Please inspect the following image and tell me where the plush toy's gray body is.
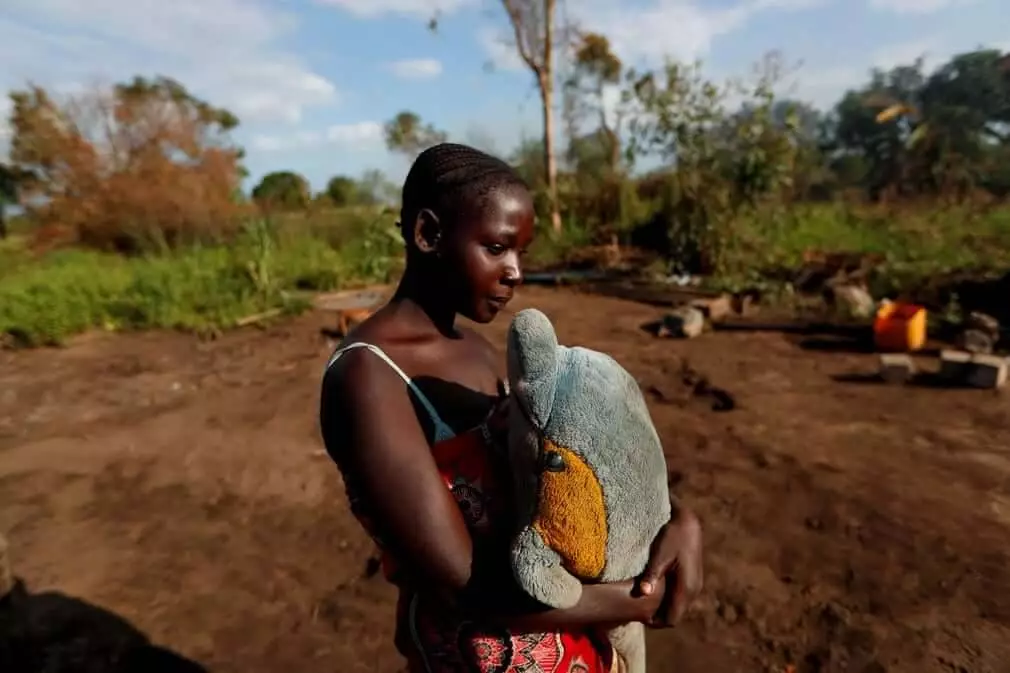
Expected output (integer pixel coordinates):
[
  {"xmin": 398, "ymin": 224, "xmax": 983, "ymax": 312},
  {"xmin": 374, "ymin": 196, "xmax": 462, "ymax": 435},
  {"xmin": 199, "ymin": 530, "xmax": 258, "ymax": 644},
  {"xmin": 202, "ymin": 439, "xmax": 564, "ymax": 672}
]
[{"xmin": 505, "ymin": 308, "xmax": 671, "ymax": 673}]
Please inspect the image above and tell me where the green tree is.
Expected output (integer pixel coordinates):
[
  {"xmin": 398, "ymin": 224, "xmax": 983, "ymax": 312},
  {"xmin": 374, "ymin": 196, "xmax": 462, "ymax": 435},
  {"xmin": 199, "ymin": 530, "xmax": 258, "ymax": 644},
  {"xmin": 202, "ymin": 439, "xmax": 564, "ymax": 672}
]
[
  {"xmin": 383, "ymin": 111, "xmax": 447, "ymax": 160},
  {"xmin": 916, "ymin": 48, "xmax": 1010, "ymax": 196},
  {"xmin": 357, "ymin": 169, "xmax": 398, "ymax": 205},
  {"xmin": 623, "ymin": 53, "xmax": 802, "ymax": 271},
  {"xmin": 0, "ymin": 163, "xmax": 26, "ymax": 240},
  {"xmin": 512, "ymin": 137, "xmax": 551, "ymax": 190},
  {"xmin": 566, "ymin": 31, "xmax": 624, "ymax": 173},
  {"xmin": 325, "ymin": 175, "xmax": 360, "ymax": 206},
  {"xmin": 252, "ymin": 171, "xmax": 311, "ymax": 210},
  {"xmin": 828, "ymin": 47, "xmax": 1009, "ymax": 199},
  {"xmin": 830, "ymin": 60, "xmax": 927, "ymax": 199}
]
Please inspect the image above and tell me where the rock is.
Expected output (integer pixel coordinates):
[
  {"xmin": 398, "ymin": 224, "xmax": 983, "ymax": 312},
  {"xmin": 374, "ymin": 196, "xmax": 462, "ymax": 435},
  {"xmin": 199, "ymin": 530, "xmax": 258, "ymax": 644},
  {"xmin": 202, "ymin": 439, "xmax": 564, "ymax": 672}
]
[
  {"xmin": 731, "ymin": 291, "xmax": 761, "ymax": 317},
  {"xmin": 956, "ymin": 328, "xmax": 995, "ymax": 355},
  {"xmin": 657, "ymin": 307, "xmax": 704, "ymax": 339},
  {"xmin": 965, "ymin": 311, "xmax": 1000, "ymax": 338},
  {"xmin": 690, "ymin": 295, "xmax": 732, "ymax": 322},
  {"xmin": 964, "ymin": 354, "xmax": 1007, "ymax": 389},
  {"xmin": 939, "ymin": 350, "xmax": 972, "ymax": 382},
  {"xmin": 956, "ymin": 312, "xmax": 1000, "ymax": 355},
  {"xmin": 879, "ymin": 353, "xmax": 915, "ymax": 384},
  {"xmin": 831, "ymin": 283, "xmax": 876, "ymax": 318}
]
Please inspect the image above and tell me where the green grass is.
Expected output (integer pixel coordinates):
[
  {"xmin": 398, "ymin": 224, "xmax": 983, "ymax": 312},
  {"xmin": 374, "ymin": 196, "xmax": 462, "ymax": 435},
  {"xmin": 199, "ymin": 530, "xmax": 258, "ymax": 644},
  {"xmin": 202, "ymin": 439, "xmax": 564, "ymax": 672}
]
[
  {"xmin": 5, "ymin": 200, "xmax": 1010, "ymax": 347},
  {"xmin": 0, "ymin": 214, "xmax": 403, "ymax": 347},
  {"xmin": 715, "ymin": 201, "xmax": 1010, "ymax": 293}
]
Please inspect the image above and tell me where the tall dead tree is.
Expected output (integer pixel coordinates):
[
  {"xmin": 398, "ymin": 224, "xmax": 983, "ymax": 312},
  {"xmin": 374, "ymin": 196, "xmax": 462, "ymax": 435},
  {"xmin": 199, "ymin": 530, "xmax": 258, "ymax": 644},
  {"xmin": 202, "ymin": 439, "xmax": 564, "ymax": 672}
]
[{"xmin": 501, "ymin": 0, "xmax": 562, "ymax": 233}]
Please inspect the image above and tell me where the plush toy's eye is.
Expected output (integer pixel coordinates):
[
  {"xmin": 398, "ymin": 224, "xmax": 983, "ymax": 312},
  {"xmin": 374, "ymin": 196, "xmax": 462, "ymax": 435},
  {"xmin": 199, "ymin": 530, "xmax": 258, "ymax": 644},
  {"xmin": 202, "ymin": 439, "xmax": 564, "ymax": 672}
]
[{"xmin": 543, "ymin": 451, "xmax": 566, "ymax": 472}]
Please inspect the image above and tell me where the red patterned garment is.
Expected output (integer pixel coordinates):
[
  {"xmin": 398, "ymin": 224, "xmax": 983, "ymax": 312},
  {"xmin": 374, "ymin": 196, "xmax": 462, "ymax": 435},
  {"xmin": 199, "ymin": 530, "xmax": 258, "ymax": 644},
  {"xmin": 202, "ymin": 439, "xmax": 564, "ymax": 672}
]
[{"xmin": 347, "ymin": 425, "xmax": 617, "ymax": 673}]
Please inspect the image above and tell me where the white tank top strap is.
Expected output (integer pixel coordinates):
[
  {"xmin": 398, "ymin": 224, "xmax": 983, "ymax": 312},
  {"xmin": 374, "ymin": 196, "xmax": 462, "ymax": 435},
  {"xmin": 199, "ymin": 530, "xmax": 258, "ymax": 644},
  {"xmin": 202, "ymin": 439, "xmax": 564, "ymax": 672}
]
[{"xmin": 326, "ymin": 342, "xmax": 456, "ymax": 442}]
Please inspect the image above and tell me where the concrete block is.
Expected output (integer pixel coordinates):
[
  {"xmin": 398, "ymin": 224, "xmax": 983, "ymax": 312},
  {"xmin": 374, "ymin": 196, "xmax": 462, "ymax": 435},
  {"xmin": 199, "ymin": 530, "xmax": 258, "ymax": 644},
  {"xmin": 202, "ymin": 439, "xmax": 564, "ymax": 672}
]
[
  {"xmin": 832, "ymin": 284, "xmax": 875, "ymax": 318},
  {"xmin": 658, "ymin": 307, "xmax": 704, "ymax": 339},
  {"xmin": 731, "ymin": 291, "xmax": 760, "ymax": 317},
  {"xmin": 939, "ymin": 350, "xmax": 971, "ymax": 382},
  {"xmin": 690, "ymin": 295, "xmax": 732, "ymax": 322},
  {"xmin": 879, "ymin": 353, "xmax": 915, "ymax": 384},
  {"xmin": 965, "ymin": 354, "xmax": 1007, "ymax": 389}
]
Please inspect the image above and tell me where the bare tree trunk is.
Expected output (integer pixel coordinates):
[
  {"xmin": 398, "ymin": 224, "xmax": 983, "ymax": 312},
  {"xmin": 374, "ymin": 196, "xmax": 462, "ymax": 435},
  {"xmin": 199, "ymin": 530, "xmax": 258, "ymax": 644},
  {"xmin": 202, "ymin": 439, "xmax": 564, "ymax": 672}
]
[
  {"xmin": 500, "ymin": 0, "xmax": 562, "ymax": 232},
  {"xmin": 0, "ymin": 207, "xmax": 7, "ymax": 240},
  {"xmin": 540, "ymin": 73, "xmax": 562, "ymax": 233},
  {"xmin": 541, "ymin": 0, "xmax": 561, "ymax": 233},
  {"xmin": 605, "ymin": 125, "xmax": 621, "ymax": 173}
]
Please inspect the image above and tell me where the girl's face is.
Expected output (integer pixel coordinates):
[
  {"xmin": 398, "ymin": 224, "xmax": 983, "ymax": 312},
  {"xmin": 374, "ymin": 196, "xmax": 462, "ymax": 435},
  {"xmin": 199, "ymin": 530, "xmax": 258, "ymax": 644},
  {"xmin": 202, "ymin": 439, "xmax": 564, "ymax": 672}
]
[{"xmin": 442, "ymin": 186, "xmax": 535, "ymax": 324}]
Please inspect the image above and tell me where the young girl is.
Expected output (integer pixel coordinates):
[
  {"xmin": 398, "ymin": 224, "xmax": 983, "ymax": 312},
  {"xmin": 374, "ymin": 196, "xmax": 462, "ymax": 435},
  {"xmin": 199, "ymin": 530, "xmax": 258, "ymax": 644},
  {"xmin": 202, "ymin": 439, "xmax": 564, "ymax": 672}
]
[{"xmin": 319, "ymin": 144, "xmax": 702, "ymax": 672}]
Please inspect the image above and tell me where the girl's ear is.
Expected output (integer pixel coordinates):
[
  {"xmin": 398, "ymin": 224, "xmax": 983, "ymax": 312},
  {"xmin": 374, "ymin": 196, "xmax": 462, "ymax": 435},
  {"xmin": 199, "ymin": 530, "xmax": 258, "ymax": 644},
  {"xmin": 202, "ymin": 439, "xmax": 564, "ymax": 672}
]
[{"xmin": 411, "ymin": 208, "xmax": 443, "ymax": 255}]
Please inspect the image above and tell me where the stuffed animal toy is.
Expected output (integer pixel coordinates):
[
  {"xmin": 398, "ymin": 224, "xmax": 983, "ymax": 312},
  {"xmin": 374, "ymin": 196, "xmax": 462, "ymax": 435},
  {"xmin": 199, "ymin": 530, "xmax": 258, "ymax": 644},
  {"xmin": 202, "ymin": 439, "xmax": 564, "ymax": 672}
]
[{"xmin": 505, "ymin": 308, "xmax": 671, "ymax": 673}]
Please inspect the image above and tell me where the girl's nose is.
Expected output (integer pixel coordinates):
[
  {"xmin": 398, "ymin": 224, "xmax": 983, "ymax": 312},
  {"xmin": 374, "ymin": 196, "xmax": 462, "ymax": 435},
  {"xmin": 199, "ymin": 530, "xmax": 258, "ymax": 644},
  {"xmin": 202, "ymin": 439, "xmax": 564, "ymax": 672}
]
[{"xmin": 502, "ymin": 258, "xmax": 522, "ymax": 286}]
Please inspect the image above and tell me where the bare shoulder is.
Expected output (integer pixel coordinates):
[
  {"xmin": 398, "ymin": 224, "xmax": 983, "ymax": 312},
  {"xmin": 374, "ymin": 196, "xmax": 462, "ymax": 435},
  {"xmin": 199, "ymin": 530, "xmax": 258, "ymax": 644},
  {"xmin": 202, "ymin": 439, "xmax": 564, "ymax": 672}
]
[
  {"xmin": 322, "ymin": 342, "xmax": 386, "ymax": 397},
  {"xmin": 321, "ymin": 308, "xmax": 409, "ymax": 401},
  {"xmin": 320, "ymin": 341, "xmax": 411, "ymax": 432}
]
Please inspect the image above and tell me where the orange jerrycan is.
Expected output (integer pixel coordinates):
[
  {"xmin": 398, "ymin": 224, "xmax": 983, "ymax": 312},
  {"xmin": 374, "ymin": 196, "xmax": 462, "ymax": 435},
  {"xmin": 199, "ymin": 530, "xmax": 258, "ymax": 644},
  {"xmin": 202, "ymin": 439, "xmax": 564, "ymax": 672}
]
[{"xmin": 873, "ymin": 300, "xmax": 927, "ymax": 352}]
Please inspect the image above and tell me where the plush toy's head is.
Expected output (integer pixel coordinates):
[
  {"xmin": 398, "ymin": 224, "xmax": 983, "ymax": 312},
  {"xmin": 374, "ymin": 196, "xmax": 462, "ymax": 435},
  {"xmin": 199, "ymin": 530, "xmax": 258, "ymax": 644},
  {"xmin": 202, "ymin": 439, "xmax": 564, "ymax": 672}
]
[{"xmin": 505, "ymin": 308, "xmax": 671, "ymax": 610}]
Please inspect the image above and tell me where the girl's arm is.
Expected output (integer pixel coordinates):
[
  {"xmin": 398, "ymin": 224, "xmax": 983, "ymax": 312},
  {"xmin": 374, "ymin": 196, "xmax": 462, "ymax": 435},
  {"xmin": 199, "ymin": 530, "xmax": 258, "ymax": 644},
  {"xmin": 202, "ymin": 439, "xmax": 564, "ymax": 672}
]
[{"xmin": 320, "ymin": 349, "xmax": 662, "ymax": 631}]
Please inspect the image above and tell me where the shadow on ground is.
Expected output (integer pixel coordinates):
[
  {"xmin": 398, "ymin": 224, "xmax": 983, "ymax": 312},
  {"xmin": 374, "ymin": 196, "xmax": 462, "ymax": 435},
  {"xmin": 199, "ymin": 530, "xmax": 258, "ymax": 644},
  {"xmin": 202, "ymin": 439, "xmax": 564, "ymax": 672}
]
[{"xmin": 1, "ymin": 579, "xmax": 208, "ymax": 673}]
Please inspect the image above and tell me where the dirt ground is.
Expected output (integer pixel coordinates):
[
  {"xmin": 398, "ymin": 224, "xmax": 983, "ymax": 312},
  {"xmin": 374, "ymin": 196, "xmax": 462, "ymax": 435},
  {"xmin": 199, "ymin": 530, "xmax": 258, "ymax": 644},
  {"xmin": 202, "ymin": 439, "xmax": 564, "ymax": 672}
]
[{"xmin": 2, "ymin": 286, "xmax": 1010, "ymax": 673}]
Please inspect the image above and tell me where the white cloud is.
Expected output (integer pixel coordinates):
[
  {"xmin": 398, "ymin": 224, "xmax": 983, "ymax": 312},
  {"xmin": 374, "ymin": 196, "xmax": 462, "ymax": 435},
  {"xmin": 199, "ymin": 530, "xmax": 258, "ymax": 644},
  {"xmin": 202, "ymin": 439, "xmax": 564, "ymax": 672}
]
[
  {"xmin": 788, "ymin": 37, "xmax": 956, "ymax": 109},
  {"xmin": 868, "ymin": 0, "xmax": 976, "ymax": 14},
  {"xmin": 314, "ymin": 0, "xmax": 475, "ymax": 18},
  {"xmin": 0, "ymin": 0, "xmax": 337, "ymax": 127},
  {"xmin": 327, "ymin": 121, "xmax": 384, "ymax": 143},
  {"xmin": 751, "ymin": 0, "xmax": 825, "ymax": 8},
  {"xmin": 252, "ymin": 121, "xmax": 384, "ymax": 152},
  {"xmin": 478, "ymin": 0, "xmax": 826, "ymax": 72},
  {"xmin": 478, "ymin": 27, "xmax": 525, "ymax": 72},
  {"xmin": 386, "ymin": 58, "xmax": 443, "ymax": 79},
  {"xmin": 194, "ymin": 61, "xmax": 337, "ymax": 125},
  {"xmin": 579, "ymin": 3, "xmax": 749, "ymax": 65},
  {"xmin": 788, "ymin": 65, "xmax": 864, "ymax": 109},
  {"xmin": 874, "ymin": 38, "xmax": 950, "ymax": 68}
]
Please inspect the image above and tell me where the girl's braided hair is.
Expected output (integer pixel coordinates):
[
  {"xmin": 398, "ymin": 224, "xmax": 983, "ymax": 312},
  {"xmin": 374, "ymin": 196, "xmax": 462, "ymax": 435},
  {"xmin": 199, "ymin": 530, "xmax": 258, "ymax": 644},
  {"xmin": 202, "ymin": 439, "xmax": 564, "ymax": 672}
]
[{"xmin": 399, "ymin": 143, "xmax": 529, "ymax": 237}]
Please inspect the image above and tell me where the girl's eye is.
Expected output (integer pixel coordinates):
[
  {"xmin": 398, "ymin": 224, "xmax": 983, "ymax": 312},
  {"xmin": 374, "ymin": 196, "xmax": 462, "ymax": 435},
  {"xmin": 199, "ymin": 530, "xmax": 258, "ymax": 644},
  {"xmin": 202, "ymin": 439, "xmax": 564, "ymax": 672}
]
[{"xmin": 487, "ymin": 244, "xmax": 506, "ymax": 255}]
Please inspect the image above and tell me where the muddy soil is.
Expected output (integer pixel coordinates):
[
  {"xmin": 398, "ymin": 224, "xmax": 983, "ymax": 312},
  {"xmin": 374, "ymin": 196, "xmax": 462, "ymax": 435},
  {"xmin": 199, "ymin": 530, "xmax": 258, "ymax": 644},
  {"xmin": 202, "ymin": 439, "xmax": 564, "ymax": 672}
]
[{"xmin": 2, "ymin": 287, "xmax": 1009, "ymax": 673}]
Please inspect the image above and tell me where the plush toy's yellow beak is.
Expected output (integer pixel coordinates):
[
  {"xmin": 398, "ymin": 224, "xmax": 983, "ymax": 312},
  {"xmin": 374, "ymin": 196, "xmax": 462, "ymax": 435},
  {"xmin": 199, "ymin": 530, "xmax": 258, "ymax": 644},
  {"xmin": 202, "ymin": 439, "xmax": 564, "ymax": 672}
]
[{"xmin": 531, "ymin": 440, "xmax": 607, "ymax": 580}]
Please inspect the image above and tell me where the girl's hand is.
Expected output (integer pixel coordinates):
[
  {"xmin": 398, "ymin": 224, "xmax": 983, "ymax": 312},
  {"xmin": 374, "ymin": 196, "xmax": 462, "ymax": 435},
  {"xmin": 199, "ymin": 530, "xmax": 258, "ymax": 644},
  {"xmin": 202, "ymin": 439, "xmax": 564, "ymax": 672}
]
[
  {"xmin": 630, "ymin": 575, "xmax": 668, "ymax": 625},
  {"xmin": 588, "ymin": 577, "xmax": 669, "ymax": 633},
  {"xmin": 637, "ymin": 507, "xmax": 703, "ymax": 627}
]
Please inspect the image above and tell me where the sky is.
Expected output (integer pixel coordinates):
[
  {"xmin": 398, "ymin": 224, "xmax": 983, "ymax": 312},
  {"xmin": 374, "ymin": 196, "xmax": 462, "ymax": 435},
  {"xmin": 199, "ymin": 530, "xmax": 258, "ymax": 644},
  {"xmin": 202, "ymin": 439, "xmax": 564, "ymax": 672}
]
[{"xmin": 0, "ymin": 0, "xmax": 1006, "ymax": 192}]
